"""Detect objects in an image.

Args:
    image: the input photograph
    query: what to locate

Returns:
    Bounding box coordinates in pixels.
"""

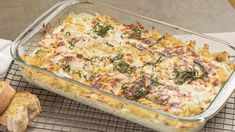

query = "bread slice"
[0,91,42,132]
[0,81,16,115]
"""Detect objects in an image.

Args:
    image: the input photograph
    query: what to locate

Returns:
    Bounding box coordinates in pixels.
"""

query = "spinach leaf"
[129,28,142,39]
[113,61,136,74]
[111,54,124,62]
[94,23,113,37]
[173,68,199,85]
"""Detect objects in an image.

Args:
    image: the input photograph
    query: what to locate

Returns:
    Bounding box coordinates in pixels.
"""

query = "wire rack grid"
[0,61,235,132]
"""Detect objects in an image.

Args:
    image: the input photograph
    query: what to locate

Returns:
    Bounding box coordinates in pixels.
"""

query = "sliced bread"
[0,91,42,132]
[0,81,16,115]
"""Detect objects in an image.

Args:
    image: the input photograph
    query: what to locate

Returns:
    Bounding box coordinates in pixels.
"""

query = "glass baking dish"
[11,0,235,131]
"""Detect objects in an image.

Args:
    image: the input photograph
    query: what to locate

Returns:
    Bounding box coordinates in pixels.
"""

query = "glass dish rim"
[11,0,235,122]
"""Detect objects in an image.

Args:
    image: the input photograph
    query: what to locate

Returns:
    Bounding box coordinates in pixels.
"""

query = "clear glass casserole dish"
[11,0,235,131]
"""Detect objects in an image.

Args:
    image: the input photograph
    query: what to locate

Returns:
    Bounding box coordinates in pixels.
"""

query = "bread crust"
[0,82,16,115]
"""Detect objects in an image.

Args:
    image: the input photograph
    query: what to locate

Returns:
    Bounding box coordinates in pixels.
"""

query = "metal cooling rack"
[1,61,235,132]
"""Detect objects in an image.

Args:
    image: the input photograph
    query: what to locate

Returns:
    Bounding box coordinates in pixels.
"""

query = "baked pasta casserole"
[23,13,235,118]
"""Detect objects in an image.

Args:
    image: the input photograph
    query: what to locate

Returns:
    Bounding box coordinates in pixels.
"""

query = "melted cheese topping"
[24,13,234,116]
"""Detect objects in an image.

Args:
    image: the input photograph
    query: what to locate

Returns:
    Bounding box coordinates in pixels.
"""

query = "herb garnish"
[111,54,135,74]
[142,55,164,67]
[156,35,165,43]
[57,59,71,72]
[173,68,200,85]
[35,49,45,57]
[84,57,97,65]
[173,60,208,85]
[193,60,209,78]
[105,41,114,47]
[149,35,165,47]
[65,31,71,36]
[151,94,169,105]
[112,54,124,62]
[76,71,82,78]
[68,38,80,50]
[150,76,163,86]
[154,51,173,58]
[94,23,113,37]
[69,42,75,50]
[129,28,142,39]
[113,61,136,74]
[122,77,150,100]
[84,32,90,35]
[63,64,71,72]
[142,51,174,67]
